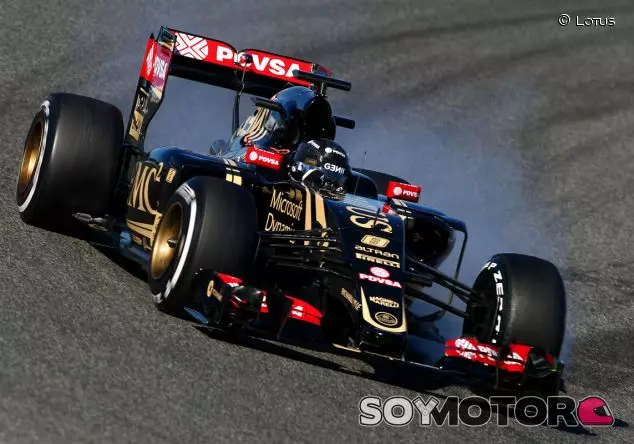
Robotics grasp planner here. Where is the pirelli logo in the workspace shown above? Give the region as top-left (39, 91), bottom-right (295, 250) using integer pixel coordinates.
top-left (355, 252), bottom-right (400, 268)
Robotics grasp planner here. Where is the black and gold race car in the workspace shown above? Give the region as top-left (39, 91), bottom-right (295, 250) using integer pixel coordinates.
top-left (16, 26), bottom-right (566, 396)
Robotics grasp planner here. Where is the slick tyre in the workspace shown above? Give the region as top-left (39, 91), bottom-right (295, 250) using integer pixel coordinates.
top-left (16, 93), bottom-right (124, 233)
top-left (148, 177), bottom-right (258, 315)
top-left (463, 253), bottom-right (566, 357)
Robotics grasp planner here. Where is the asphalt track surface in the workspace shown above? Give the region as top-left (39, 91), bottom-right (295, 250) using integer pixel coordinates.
top-left (1, 1), bottom-right (633, 442)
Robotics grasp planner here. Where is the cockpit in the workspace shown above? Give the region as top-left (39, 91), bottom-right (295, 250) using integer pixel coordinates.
top-left (221, 86), bottom-right (337, 161)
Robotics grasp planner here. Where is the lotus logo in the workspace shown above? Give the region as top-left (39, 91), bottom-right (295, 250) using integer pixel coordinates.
top-left (375, 312), bottom-right (398, 327)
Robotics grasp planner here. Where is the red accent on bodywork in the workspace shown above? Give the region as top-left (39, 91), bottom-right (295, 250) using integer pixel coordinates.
top-left (152, 44), bottom-right (172, 90)
top-left (172, 31), bottom-right (314, 86)
top-left (139, 37), bottom-right (173, 94)
top-left (445, 338), bottom-right (533, 373)
top-left (215, 275), bottom-right (322, 326)
top-left (216, 273), bottom-right (243, 286)
top-left (386, 181), bottom-right (422, 203)
top-left (140, 38), bottom-right (157, 81)
top-left (245, 146), bottom-right (284, 170)
top-left (261, 294), bottom-right (322, 326)
top-left (381, 203), bottom-right (396, 215)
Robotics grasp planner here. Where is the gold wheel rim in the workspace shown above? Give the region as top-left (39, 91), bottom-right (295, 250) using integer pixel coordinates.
top-left (18, 119), bottom-right (44, 195)
top-left (150, 202), bottom-right (183, 280)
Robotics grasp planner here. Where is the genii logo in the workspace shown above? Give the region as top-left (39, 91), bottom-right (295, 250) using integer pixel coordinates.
top-left (577, 396), bottom-right (615, 427)
top-left (324, 163), bottom-right (345, 174)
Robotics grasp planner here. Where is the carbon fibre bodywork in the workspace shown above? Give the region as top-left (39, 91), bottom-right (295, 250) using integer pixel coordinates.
top-left (120, 145), bottom-right (460, 353)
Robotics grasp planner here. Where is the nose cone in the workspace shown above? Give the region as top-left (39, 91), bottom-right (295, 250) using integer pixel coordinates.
top-left (359, 324), bottom-right (407, 359)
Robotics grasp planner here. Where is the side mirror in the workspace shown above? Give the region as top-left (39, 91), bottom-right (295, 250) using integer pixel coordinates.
top-left (386, 181), bottom-right (421, 203)
top-left (209, 139), bottom-right (228, 156)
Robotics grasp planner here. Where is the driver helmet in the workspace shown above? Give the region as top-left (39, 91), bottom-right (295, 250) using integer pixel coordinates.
top-left (233, 106), bottom-right (298, 152)
top-left (289, 139), bottom-right (350, 199)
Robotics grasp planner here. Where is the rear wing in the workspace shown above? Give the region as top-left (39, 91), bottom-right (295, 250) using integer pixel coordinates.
top-left (124, 26), bottom-right (336, 149)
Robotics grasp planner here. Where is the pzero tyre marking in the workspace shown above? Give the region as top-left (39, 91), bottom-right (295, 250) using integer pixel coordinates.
top-left (18, 100), bottom-right (49, 213)
top-left (491, 268), bottom-right (504, 344)
top-left (152, 183), bottom-right (197, 303)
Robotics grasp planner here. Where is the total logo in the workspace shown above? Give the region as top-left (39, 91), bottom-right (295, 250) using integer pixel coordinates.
top-left (246, 147), bottom-right (283, 170)
top-left (358, 266), bottom-right (402, 288)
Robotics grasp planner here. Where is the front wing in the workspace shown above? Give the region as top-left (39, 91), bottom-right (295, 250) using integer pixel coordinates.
top-left (191, 272), bottom-right (562, 394)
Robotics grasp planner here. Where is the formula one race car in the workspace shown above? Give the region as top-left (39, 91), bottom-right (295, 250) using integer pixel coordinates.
top-left (16, 26), bottom-right (566, 396)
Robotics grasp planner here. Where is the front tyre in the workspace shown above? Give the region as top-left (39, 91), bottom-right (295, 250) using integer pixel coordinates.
top-left (148, 177), bottom-right (258, 315)
top-left (463, 253), bottom-right (566, 357)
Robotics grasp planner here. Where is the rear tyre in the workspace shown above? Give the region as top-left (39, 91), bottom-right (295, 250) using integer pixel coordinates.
top-left (463, 253), bottom-right (566, 357)
top-left (148, 177), bottom-right (258, 315)
top-left (16, 93), bottom-right (124, 233)
top-left (353, 168), bottom-right (409, 194)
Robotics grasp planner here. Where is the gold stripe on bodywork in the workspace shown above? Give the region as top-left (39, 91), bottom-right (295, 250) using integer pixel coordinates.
top-left (223, 159), bottom-right (243, 186)
top-left (332, 344), bottom-right (361, 353)
top-left (303, 186), bottom-right (313, 245)
top-left (360, 287), bottom-right (407, 333)
top-left (229, 159), bottom-right (242, 186)
top-left (314, 193), bottom-right (329, 248)
top-left (223, 159), bottom-right (232, 184)
top-left (127, 220), bottom-right (154, 238)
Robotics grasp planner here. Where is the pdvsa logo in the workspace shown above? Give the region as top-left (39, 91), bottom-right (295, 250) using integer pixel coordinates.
top-left (246, 147), bottom-right (283, 170)
top-left (216, 47), bottom-right (304, 78)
